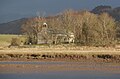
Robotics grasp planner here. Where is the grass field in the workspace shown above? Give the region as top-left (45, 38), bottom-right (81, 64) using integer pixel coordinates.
top-left (0, 34), bottom-right (18, 47)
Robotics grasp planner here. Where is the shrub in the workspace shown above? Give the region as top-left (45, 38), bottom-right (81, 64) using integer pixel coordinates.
top-left (10, 38), bottom-right (21, 46)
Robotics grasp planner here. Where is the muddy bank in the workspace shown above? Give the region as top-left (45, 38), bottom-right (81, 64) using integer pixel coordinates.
top-left (0, 46), bottom-right (120, 63)
top-left (0, 53), bottom-right (120, 63)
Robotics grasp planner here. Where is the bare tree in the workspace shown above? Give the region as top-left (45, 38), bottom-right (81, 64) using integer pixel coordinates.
top-left (21, 10), bottom-right (116, 46)
top-left (21, 17), bottom-right (46, 44)
top-left (99, 13), bottom-right (116, 46)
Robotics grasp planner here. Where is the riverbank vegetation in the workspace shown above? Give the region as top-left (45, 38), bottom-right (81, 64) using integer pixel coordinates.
top-left (22, 10), bottom-right (119, 47)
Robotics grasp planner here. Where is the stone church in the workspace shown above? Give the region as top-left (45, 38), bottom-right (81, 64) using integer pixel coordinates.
top-left (37, 23), bottom-right (75, 44)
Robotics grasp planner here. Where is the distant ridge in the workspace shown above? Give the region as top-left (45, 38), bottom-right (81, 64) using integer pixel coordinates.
top-left (91, 5), bottom-right (120, 21)
top-left (0, 18), bottom-right (27, 34)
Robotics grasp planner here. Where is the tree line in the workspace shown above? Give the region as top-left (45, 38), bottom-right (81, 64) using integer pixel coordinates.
top-left (21, 9), bottom-right (119, 46)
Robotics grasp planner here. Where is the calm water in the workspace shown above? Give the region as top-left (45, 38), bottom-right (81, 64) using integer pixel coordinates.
top-left (0, 61), bottom-right (120, 79)
top-left (0, 71), bottom-right (120, 79)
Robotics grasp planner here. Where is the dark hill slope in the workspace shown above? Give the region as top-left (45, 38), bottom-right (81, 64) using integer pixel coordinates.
top-left (0, 18), bottom-right (27, 34)
top-left (91, 5), bottom-right (120, 21)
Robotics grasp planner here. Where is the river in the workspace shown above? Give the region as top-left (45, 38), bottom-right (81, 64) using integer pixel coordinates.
top-left (0, 61), bottom-right (120, 79)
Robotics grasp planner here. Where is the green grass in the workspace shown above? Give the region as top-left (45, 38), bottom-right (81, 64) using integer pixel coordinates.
top-left (0, 34), bottom-right (18, 47)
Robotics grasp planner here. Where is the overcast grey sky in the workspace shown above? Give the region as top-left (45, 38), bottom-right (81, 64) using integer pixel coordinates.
top-left (0, 0), bottom-right (120, 23)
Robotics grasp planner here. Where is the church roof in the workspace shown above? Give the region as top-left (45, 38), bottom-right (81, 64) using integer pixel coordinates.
top-left (47, 29), bottom-right (67, 35)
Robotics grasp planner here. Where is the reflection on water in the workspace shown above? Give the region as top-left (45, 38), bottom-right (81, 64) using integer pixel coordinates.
top-left (0, 61), bottom-right (120, 79)
top-left (0, 61), bottom-right (68, 65)
top-left (0, 71), bottom-right (120, 79)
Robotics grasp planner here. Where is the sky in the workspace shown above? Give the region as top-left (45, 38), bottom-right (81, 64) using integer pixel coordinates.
top-left (0, 0), bottom-right (120, 23)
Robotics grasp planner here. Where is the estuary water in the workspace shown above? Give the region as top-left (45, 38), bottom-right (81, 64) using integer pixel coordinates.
top-left (0, 61), bottom-right (120, 79)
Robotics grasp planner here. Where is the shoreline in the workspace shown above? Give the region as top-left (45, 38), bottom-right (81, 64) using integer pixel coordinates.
top-left (0, 52), bottom-right (120, 63)
top-left (0, 46), bottom-right (120, 63)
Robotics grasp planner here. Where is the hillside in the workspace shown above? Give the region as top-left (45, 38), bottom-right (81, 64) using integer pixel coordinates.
top-left (0, 18), bottom-right (27, 34)
top-left (91, 5), bottom-right (120, 21)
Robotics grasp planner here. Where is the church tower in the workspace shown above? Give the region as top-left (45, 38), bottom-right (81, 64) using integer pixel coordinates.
top-left (37, 22), bottom-right (48, 44)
